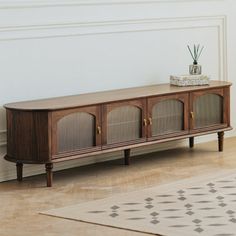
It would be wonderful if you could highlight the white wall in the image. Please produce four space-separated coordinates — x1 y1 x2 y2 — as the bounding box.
0 0 235 182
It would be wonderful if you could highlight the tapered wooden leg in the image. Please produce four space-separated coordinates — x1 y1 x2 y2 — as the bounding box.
218 131 224 152
16 162 23 181
45 163 53 187
124 149 131 165
189 137 194 148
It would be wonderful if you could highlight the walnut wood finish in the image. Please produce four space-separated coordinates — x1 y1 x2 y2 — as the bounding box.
223 87 231 125
218 131 224 152
189 137 194 148
6 110 51 164
4 81 231 111
16 162 23 181
4 81 232 187
124 149 131 165
45 163 53 187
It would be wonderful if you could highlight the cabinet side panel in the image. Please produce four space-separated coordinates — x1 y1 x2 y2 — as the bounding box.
33 111 51 162
6 109 16 159
223 87 230 126
6 109 50 163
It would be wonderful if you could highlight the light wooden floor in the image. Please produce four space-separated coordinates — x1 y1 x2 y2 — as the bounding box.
1 137 236 236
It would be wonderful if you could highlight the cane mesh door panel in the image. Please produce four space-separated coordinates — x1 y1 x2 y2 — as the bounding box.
193 94 223 128
107 105 141 144
152 99 184 136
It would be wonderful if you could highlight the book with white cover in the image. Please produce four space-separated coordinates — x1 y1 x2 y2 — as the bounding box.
170 74 210 87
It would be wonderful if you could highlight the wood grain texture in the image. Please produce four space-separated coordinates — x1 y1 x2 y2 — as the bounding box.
5 109 50 163
4 81 232 187
16 162 23 181
4 81 232 111
223 87 230 126
189 137 194 148
124 149 131 165
218 131 224 152
45 163 53 187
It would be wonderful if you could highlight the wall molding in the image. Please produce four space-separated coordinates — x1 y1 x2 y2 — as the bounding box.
0 15 228 81
0 0 225 9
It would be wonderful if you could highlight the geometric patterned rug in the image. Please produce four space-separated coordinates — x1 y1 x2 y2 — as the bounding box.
41 170 236 236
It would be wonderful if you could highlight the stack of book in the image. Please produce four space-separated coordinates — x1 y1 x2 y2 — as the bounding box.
170 74 210 87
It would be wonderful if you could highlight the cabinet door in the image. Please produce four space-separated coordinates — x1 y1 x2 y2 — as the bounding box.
147 93 189 140
190 88 229 132
102 99 146 148
51 106 101 159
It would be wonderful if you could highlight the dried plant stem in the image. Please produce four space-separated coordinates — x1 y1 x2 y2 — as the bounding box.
187 44 204 64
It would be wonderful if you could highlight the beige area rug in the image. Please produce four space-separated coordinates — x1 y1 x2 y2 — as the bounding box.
41 170 236 236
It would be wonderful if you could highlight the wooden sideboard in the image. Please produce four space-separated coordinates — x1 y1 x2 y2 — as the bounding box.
4 81 232 187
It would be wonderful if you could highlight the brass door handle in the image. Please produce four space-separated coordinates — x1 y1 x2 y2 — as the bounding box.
143 118 148 126
148 117 153 125
97 126 102 134
190 112 194 120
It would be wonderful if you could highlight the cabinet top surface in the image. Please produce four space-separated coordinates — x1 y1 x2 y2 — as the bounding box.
5 80 232 111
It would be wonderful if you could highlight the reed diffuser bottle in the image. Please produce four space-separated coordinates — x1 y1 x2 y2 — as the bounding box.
187 44 204 75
